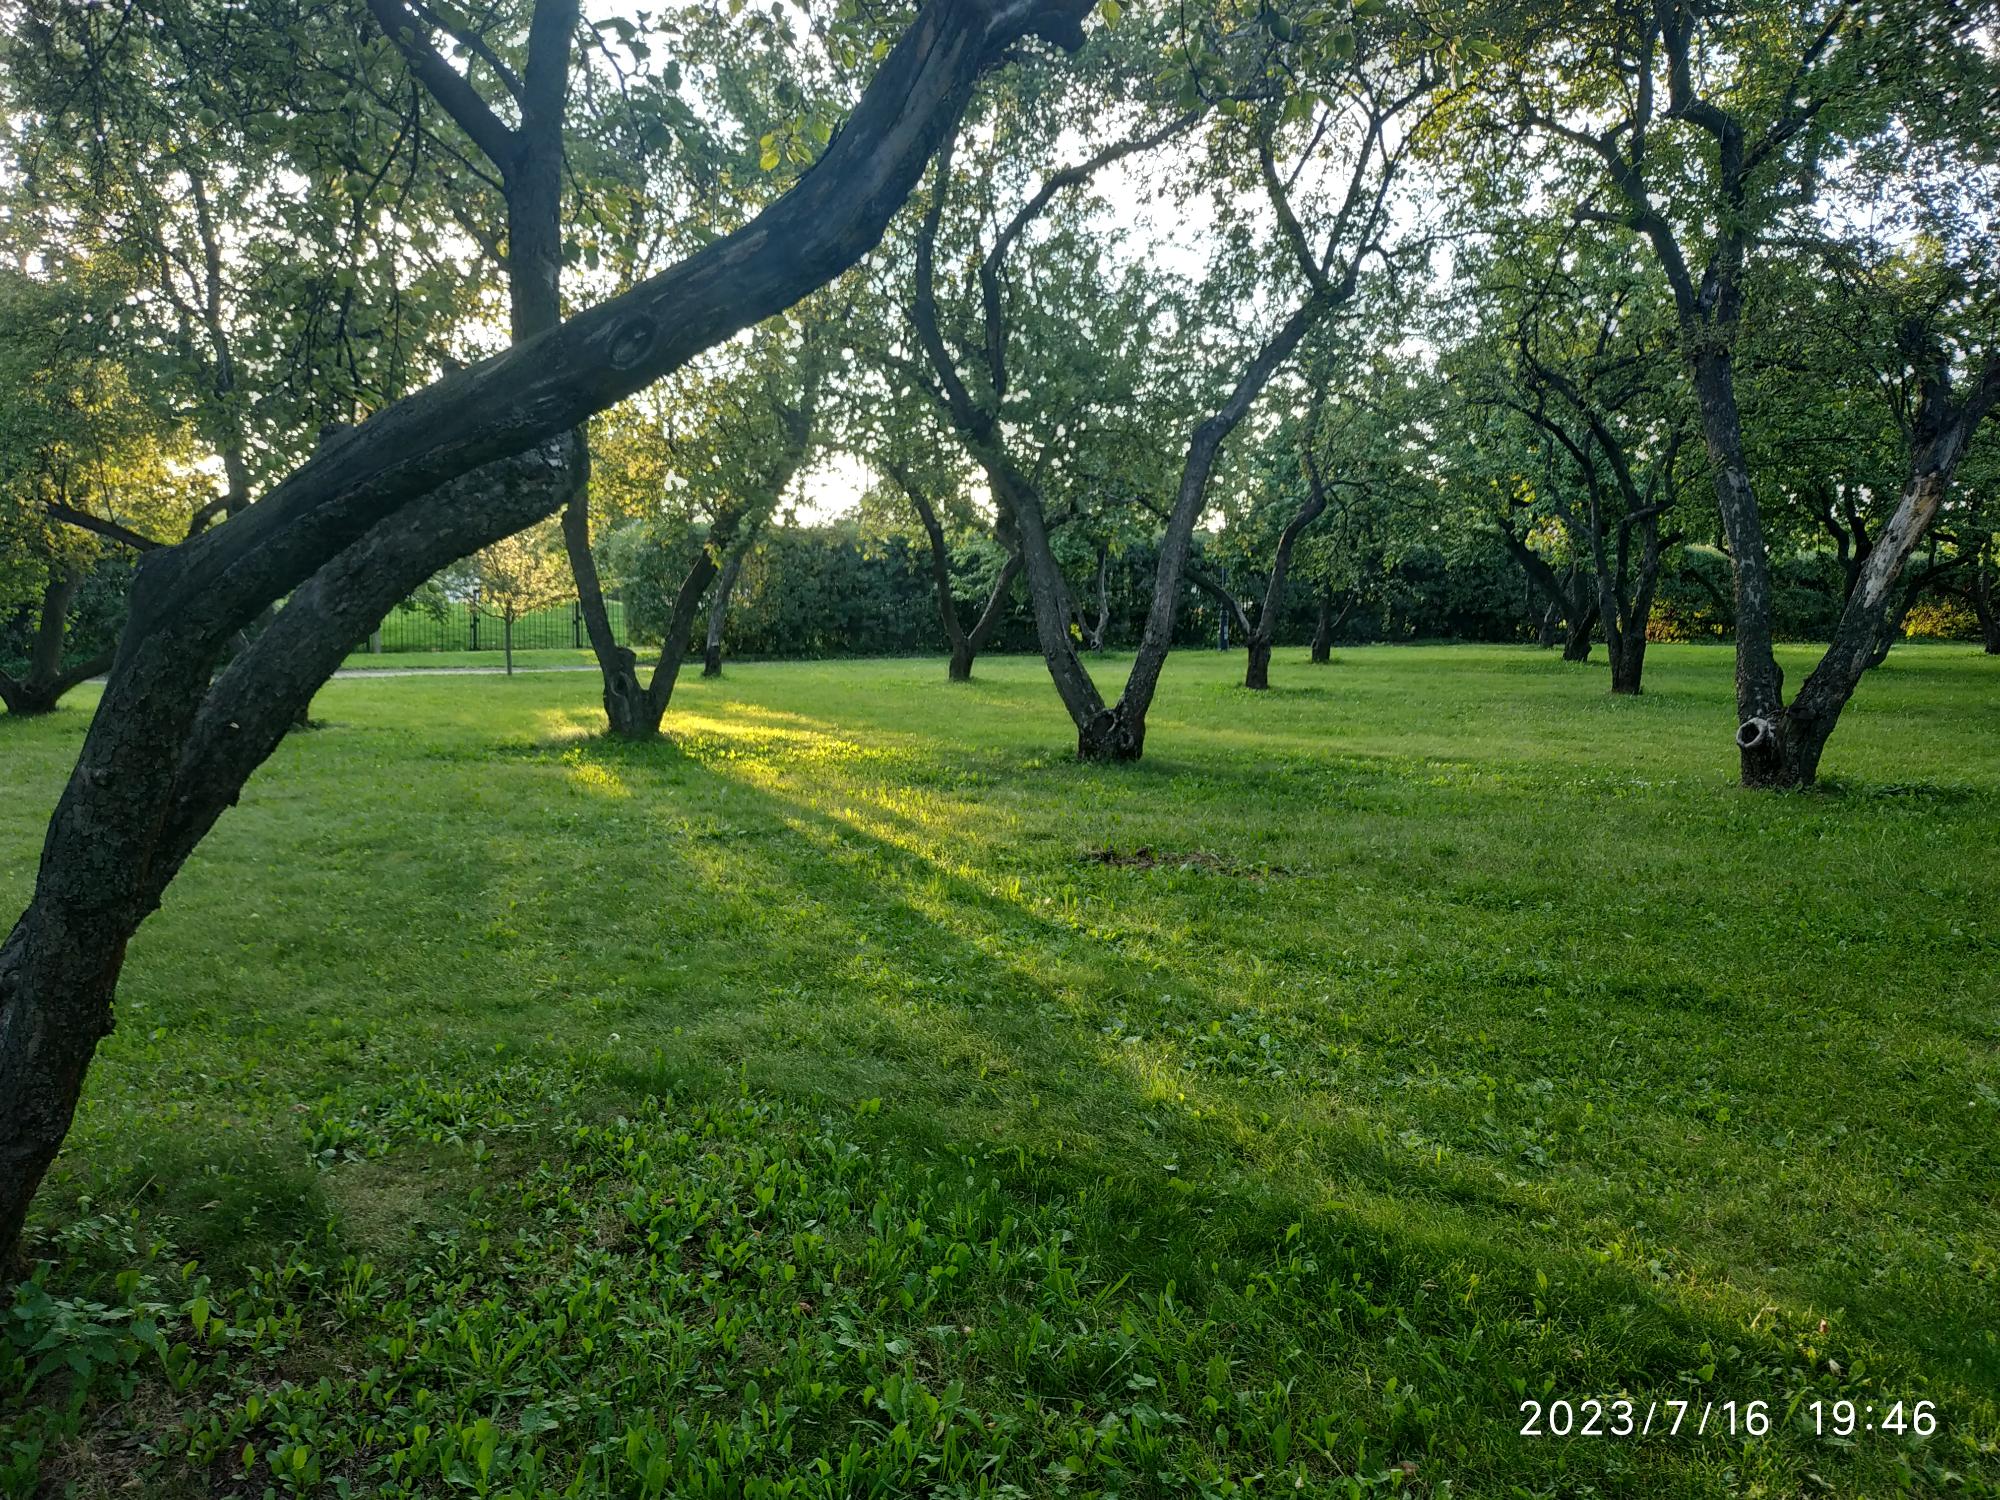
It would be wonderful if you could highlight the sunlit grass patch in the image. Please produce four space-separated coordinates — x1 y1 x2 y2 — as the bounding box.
2 645 1996 1497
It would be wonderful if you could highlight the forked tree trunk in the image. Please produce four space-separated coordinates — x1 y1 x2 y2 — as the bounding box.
905 104 1361 761
1501 527 1594 661
1710 338 1997 786
884 461 1020 683
997 299 1330 760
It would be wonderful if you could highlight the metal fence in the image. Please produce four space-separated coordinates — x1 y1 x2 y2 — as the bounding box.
366 598 631 654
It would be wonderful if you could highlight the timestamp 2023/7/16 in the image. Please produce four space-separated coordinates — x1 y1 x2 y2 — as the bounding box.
1518 1397 1939 1441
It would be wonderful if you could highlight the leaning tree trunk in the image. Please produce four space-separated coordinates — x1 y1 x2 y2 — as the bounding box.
1536 599 1562 648
1500 528 1593 661
0 0 1095 1261
1733 365 1995 787
1242 459 1328 691
894 463 1003 683
702 540 751 678
951 549 1021 681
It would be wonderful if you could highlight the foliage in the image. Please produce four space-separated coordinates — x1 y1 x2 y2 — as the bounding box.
473 522 572 627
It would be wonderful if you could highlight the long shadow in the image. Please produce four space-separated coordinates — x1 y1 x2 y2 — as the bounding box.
535 724 1999 1400
25 671 1997 1494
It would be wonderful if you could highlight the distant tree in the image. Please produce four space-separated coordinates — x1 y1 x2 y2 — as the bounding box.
0 269 193 714
1490 0 2000 783
474 522 572 675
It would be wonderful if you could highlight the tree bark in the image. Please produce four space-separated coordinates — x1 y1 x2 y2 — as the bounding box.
1686 347 1791 777
905 98 1375 759
702 534 754 678
1969 559 2000 654
1244 638 1272 690
1536 598 1562 647
1739 404 1993 785
1240 454 1329 690
955 549 1021 680
1500 525 1594 660
1311 592 1336 662
0 0 1093 1262
1560 595 1597 662
1084 545 1110 651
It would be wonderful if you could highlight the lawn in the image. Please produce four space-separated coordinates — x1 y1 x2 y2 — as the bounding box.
2 643 1996 1498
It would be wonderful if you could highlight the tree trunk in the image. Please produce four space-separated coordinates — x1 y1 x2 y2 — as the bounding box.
942 547 1021 683
1240 471 1327 692
504 615 514 675
1608 634 1646 695
905 112 1337 761
702 540 750 678
1687 348 1791 783
1606 515 1667 697
1501 528 1593 659
1245 637 1272 689
1971 563 2000 653
1084 546 1110 651
1311 593 1334 663
1561 601 1596 662
1536 599 1562 648
0 0 1094 1260
0 571 81 716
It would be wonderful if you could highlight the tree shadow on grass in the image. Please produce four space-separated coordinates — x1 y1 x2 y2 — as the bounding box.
540 730 1993 1436
22 693 1996 1497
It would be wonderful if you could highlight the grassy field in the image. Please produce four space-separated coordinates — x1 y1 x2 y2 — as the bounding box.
2 643 1996 1498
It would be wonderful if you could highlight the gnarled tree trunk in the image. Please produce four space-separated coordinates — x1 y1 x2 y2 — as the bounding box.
0 0 1092 1260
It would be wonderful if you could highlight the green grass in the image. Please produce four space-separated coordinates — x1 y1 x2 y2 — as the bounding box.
2 643 1996 1498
